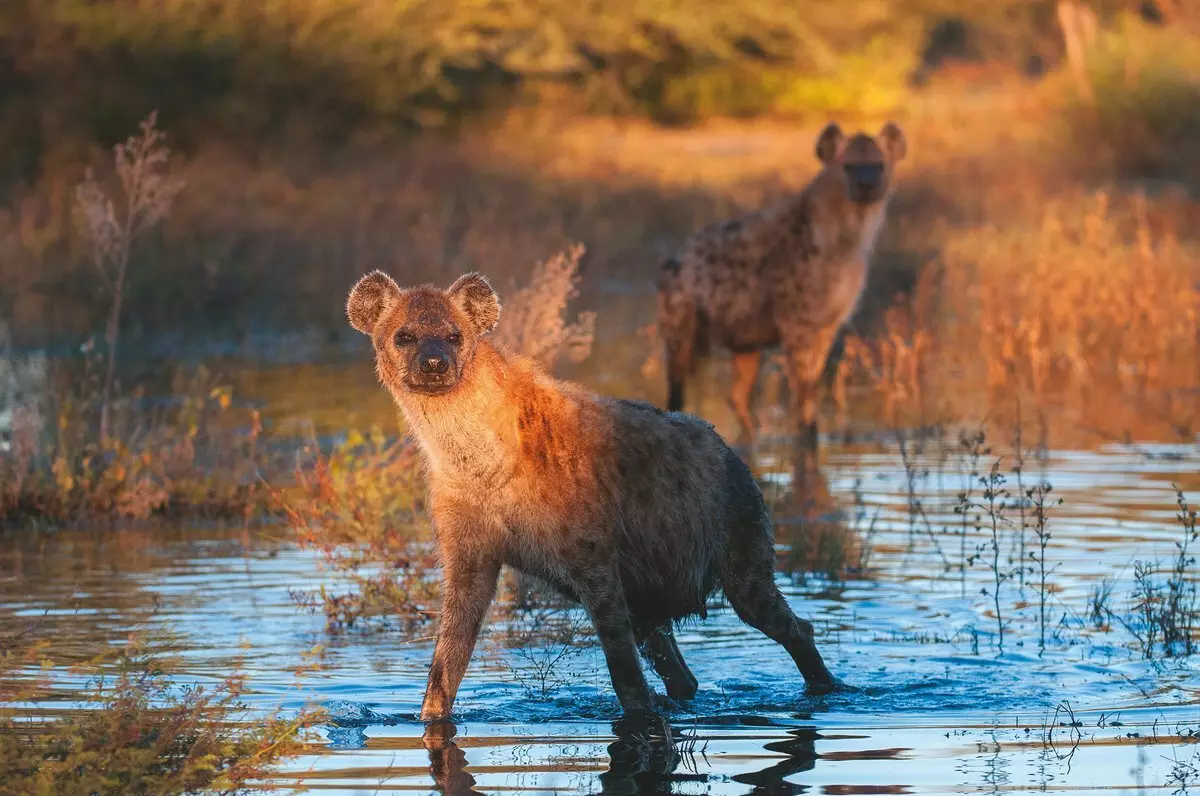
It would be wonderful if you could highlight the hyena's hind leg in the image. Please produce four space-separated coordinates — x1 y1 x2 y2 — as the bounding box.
720 456 837 691
657 260 702 414
641 624 699 701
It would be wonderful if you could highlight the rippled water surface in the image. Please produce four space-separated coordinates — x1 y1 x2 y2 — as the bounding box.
3 356 1200 794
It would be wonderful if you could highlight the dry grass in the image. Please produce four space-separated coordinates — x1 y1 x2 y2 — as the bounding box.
492 243 596 370
0 353 269 528
837 188 1200 447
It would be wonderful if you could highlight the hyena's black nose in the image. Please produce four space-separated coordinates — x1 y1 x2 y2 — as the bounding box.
420 353 449 374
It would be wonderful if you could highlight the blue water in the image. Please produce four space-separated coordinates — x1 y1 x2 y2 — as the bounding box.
3 437 1199 794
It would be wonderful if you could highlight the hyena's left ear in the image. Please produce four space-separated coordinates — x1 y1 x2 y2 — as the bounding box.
347 270 402 335
815 123 845 164
447 272 501 336
879 122 907 162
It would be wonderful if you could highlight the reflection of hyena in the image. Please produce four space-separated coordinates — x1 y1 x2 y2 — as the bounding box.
347 271 836 721
657 122 907 453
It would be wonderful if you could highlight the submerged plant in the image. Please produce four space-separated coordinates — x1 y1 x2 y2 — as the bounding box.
1027 482 1062 655
1128 487 1199 659
975 458 1014 653
954 428 987 597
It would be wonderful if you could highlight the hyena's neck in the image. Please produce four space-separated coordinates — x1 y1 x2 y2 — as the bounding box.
392 343 517 484
853 198 889 263
793 177 890 264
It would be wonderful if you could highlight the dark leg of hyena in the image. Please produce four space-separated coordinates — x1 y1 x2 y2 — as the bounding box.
727 349 762 446
642 624 699 701
421 553 502 720
721 456 835 689
572 561 656 713
666 338 688 414
658 269 697 415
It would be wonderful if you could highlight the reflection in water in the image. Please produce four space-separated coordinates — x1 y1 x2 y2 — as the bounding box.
421 717 828 796
730 727 819 794
423 721 481 795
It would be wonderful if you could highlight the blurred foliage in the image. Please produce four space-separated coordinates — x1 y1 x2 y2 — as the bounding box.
0 0 1079 182
0 348 269 527
1058 12 1200 177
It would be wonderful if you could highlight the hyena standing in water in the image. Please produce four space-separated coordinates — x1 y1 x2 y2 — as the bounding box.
346 270 837 721
657 122 907 498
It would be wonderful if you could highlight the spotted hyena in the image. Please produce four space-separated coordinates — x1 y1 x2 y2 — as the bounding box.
657 122 907 456
346 270 837 721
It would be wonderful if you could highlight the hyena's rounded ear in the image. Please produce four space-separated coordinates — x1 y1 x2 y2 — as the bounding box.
347 270 401 335
815 123 845 164
447 272 501 336
879 122 907 162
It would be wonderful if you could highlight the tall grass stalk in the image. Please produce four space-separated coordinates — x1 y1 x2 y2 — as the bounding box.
74 111 184 442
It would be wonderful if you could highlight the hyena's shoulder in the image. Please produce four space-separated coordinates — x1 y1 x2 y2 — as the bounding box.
605 398 728 484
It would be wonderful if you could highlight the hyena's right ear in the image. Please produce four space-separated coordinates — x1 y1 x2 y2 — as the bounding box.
447 272 501 336
347 270 402 335
815 123 845 164
878 122 907 163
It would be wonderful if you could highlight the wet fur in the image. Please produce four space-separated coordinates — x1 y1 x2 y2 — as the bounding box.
347 271 835 720
657 122 907 450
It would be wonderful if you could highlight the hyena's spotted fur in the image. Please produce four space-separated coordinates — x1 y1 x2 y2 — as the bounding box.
346 270 837 721
657 122 907 459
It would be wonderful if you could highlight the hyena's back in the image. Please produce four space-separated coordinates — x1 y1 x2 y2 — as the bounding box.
657 209 788 356
606 398 769 628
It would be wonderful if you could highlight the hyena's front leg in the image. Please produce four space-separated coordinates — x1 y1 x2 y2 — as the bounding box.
420 548 501 721
572 562 656 715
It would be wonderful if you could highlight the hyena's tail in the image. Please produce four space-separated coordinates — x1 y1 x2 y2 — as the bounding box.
656 256 706 413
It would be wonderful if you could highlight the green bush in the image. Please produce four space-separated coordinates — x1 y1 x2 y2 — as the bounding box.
0 0 1071 175
1060 14 1200 177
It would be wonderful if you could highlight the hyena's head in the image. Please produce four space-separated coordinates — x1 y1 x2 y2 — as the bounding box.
815 122 907 206
346 271 500 398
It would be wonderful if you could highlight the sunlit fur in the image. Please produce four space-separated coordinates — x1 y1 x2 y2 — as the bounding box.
347 271 836 721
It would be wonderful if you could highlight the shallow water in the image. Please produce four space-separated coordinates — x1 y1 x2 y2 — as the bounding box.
3 392 1199 795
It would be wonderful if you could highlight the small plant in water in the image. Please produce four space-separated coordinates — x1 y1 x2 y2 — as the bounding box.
1087 577 1117 630
1127 487 1199 659
973 457 1014 653
494 605 595 702
1026 482 1062 656
954 428 987 597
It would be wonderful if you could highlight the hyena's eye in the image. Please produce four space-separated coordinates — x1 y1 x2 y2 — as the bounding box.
446 331 462 345
394 329 416 347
